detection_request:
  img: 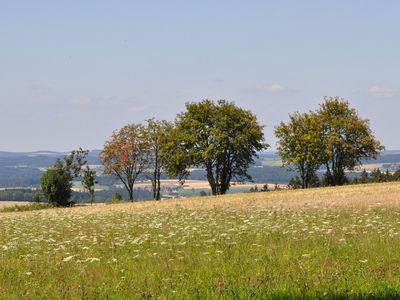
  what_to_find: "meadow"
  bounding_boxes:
[1,183,400,299]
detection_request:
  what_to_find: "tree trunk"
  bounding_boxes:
[153,157,158,200]
[220,181,229,194]
[156,171,161,200]
[206,164,217,195]
[128,187,134,202]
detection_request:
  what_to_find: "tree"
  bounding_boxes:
[145,118,174,200]
[40,148,88,206]
[40,168,73,206]
[288,176,302,189]
[165,100,268,195]
[199,190,207,197]
[33,192,44,203]
[359,169,370,183]
[317,97,384,186]
[275,112,323,188]
[393,169,400,181]
[101,124,151,201]
[112,192,123,203]
[82,166,97,205]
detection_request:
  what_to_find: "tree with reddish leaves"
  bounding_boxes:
[101,124,151,201]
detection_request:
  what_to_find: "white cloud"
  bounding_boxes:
[368,85,396,97]
[256,83,286,93]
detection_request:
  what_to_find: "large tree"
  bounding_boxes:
[317,97,384,186]
[145,118,174,200]
[275,111,322,188]
[165,99,268,195]
[101,124,151,201]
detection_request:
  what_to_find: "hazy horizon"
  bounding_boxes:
[1,1,400,152]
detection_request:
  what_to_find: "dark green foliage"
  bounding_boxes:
[33,192,43,203]
[288,176,302,189]
[359,169,370,183]
[249,186,259,193]
[393,169,400,181]
[353,168,400,184]
[40,148,88,206]
[40,168,73,206]
[276,97,384,188]
[199,190,207,197]
[112,192,123,203]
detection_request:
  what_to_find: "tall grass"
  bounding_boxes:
[1,183,400,298]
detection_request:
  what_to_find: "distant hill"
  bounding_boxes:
[0,150,399,188]
[0,150,102,187]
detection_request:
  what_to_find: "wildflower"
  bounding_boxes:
[63,255,76,262]
[88,257,100,262]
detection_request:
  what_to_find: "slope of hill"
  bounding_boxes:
[1,182,400,298]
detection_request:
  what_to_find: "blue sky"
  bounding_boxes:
[1,1,399,151]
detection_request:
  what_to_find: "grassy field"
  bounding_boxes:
[1,183,400,299]
[0,201,29,208]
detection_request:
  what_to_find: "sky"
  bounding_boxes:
[1,1,399,152]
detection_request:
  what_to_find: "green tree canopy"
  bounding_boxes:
[275,97,384,187]
[317,97,384,185]
[40,168,73,206]
[275,111,322,188]
[145,118,174,200]
[165,99,268,195]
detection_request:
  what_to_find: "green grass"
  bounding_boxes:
[1,184,400,298]
[0,202,55,213]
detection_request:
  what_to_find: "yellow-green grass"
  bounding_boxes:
[1,183,400,299]
[0,201,29,208]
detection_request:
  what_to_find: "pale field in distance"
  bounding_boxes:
[133,179,276,190]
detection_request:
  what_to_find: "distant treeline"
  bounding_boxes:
[353,169,400,184]
[0,188,153,203]
[286,168,400,190]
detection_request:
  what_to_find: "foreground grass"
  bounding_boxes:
[1,183,400,299]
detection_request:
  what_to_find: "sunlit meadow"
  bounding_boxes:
[1,182,400,299]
